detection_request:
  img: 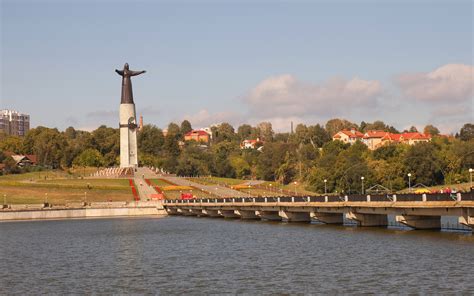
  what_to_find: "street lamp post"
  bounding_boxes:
[3,194,6,206]
[408,173,412,192]
[469,168,473,190]
[248,185,251,198]
[324,179,327,195]
[269,183,272,193]
[361,177,365,195]
[294,181,297,196]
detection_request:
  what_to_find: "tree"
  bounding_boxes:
[167,122,181,139]
[325,118,357,137]
[91,126,119,166]
[73,149,105,167]
[257,122,274,141]
[423,124,440,136]
[0,136,23,153]
[23,127,68,168]
[308,124,330,147]
[176,143,211,176]
[64,127,77,140]
[213,122,236,143]
[407,126,418,133]
[256,143,295,182]
[360,120,399,133]
[212,142,236,178]
[237,124,252,141]
[229,155,251,179]
[459,123,474,141]
[404,142,444,186]
[162,133,180,172]
[180,120,192,135]
[138,124,164,156]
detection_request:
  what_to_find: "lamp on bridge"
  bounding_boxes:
[407,173,412,193]
[469,168,473,191]
[324,179,327,195]
[293,181,298,196]
[361,176,365,195]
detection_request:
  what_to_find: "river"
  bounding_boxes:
[1,216,473,294]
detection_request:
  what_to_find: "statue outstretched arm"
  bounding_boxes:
[130,70,146,76]
[115,69,124,76]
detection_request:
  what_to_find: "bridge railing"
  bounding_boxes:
[164,191,473,204]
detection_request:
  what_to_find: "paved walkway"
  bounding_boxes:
[159,175,249,198]
[134,167,160,201]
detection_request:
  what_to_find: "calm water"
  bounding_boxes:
[1,216,473,294]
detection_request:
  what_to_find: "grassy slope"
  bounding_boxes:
[0,170,132,204]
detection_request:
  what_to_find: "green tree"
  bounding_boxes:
[229,155,251,179]
[167,122,181,139]
[459,123,474,141]
[138,124,164,156]
[237,124,252,141]
[325,118,358,137]
[213,123,236,143]
[73,149,105,167]
[212,141,236,178]
[23,127,67,168]
[176,143,211,176]
[180,120,193,135]
[0,136,23,153]
[423,124,440,136]
[404,142,444,186]
[91,126,119,166]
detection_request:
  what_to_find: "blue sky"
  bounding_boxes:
[1,0,473,133]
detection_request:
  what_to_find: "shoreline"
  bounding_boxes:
[0,201,167,221]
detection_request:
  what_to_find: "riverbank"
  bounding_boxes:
[0,201,167,221]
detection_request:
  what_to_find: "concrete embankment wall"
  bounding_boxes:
[0,202,167,221]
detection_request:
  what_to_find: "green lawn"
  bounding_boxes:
[0,170,133,204]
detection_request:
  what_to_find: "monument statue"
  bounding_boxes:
[115,63,146,104]
[116,63,146,168]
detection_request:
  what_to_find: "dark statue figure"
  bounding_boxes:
[115,63,146,104]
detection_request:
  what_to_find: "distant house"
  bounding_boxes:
[240,138,263,149]
[11,154,37,167]
[334,129,432,150]
[184,130,211,143]
[332,129,364,145]
[3,152,37,167]
[399,132,431,145]
[363,130,390,150]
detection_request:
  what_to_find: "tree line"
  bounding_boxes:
[0,119,473,193]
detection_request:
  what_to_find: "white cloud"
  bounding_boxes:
[179,109,241,128]
[244,74,383,118]
[396,64,474,103]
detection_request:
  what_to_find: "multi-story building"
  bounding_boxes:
[0,110,30,136]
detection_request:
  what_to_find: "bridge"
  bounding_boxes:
[164,193,474,230]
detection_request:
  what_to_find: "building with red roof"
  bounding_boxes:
[332,128,364,145]
[333,129,432,150]
[184,130,211,143]
[240,138,263,149]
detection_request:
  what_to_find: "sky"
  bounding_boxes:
[1,0,473,133]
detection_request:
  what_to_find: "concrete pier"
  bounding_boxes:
[235,210,259,219]
[203,209,222,217]
[257,211,282,221]
[219,210,239,218]
[459,208,474,229]
[395,215,441,230]
[311,212,344,224]
[279,210,311,222]
[345,212,388,227]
